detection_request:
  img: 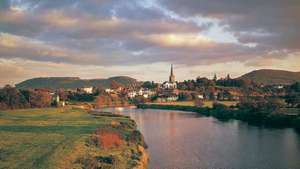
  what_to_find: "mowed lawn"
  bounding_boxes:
[0,108,139,169]
[149,101,239,108]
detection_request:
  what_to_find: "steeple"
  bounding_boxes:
[169,64,175,83]
[213,73,217,81]
[226,74,231,80]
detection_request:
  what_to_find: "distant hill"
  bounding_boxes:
[16,76,140,89]
[239,69,300,85]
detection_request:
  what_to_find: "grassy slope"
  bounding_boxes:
[16,76,139,89]
[239,69,300,85]
[0,108,146,169]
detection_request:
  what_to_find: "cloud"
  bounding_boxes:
[0,0,300,86]
[160,0,300,51]
[136,33,216,48]
[0,33,103,65]
[245,52,300,69]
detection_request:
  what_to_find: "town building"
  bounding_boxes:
[157,64,179,102]
[162,64,177,89]
[78,86,94,94]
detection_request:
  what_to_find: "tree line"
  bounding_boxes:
[0,85,52,110]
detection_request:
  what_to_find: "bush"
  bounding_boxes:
[211,103,234,120]
[292,118,300,131]
[0,85,30,109]
[264,114,293,127]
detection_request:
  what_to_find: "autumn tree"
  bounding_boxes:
[57,89,68,101]
[110,80,123,90]
[0,85,29,109]
[29,90,52,108]
[194,99,204,107]
[95,95,112,108]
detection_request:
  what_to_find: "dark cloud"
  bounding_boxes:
[0,0,10,10]
[161,0,300,51]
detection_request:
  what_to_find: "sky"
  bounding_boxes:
[0,0,300,86]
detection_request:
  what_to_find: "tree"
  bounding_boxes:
[290,82,300,92]
[286,94,300,107]
[141,81,157,89]
[57,89,68,101]
[266,97,286,110]
[178,93,193,101]
[0,85,29,109]
[239,97,268,111]
[194,99,204,107]
[29,90,52,108]
[110,80,123,90]
[95,95,111,108]
[132,96,147,105]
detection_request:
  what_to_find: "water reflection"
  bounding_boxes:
[102,108,300,169]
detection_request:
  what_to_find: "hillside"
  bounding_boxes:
[16,76,139,89]
[239,69,300,85]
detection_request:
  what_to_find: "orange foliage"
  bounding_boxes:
[111,120,121,127]
[95,95,112,108]
[93,129,124,149]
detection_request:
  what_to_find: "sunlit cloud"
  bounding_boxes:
[0,0,299,85]
[137,33,216,48]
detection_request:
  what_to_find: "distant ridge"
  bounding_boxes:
[239,69,300,85]
[16,76,139,89]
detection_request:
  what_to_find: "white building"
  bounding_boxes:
[137,88,156,98]
[127,91,137,98]
[105,88,114,94]
[162,64,177,89]
[81,87,93,94]
[162,81,177,89]
[197,94,204,100]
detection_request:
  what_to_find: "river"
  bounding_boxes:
[103,107,300,169]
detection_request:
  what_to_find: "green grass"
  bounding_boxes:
[0,108,146,169]
[149,101,196,106]
[149,101,239,108]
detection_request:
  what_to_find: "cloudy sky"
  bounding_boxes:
[0,0,300,86]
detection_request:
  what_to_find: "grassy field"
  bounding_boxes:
[149,101,239,108]
[0,108,147,169]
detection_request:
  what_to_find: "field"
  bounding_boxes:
[0,108,147,169]
[149,101,239,108]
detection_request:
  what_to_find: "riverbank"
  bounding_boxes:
[0,108,148,169]
[138,104,300,130]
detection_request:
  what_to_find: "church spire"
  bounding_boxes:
[213,73,217,81]
[169,64,175,83]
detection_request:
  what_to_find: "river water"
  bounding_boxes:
[103,108,300,169]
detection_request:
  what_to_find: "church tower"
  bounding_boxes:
[169,64,175,83]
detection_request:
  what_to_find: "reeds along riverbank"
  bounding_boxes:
[137,104,300,130]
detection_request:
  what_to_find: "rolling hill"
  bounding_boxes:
[239,69,300,85]
[16,76,140,89]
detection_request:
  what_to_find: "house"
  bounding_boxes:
[105,88,114,94]
[197,93,204,100]
[82,87,94,94]
[156,94,179,102]
[273,85,285,89]
[51,94,65,107]
[138,88,157,98]
[127,91,137,98]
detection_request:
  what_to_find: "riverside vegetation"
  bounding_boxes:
[138,100,300,130]
[0,108,148,169]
